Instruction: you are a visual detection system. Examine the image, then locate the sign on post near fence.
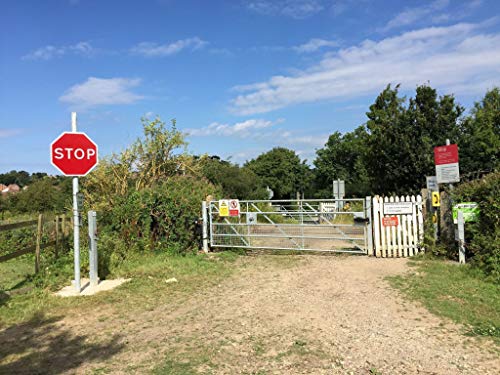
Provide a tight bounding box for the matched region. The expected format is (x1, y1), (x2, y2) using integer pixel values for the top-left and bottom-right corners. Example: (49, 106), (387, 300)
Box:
(434, 144), (460, 184)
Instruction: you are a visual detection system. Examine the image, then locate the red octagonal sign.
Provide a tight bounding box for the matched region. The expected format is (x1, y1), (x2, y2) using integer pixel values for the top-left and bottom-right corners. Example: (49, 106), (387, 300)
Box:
(50, 132), (98, 176)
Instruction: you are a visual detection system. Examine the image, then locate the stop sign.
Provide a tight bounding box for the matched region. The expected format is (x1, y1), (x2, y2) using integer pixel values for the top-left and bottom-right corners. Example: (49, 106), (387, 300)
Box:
(50, 132), (98, 176)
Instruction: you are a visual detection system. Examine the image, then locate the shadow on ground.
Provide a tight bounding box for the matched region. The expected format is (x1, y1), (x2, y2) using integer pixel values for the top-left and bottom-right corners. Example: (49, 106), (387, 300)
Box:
(0, 313), (124, 374)
(0, 291), (8, 309)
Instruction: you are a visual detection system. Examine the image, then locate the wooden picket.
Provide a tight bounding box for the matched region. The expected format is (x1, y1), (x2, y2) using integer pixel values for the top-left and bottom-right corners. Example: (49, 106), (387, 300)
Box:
(371, 195), (424, 258)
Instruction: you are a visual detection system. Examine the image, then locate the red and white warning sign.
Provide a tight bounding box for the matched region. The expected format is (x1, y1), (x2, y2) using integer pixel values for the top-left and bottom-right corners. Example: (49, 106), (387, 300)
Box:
(229, 199), (240, 217)
(434, 144), (459, 184)
(382, 216), (399, 227)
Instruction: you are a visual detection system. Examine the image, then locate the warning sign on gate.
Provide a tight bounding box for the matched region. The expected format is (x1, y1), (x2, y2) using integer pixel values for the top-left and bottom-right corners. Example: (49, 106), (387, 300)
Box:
(229, 199), (240, 217)
(219, 200), (229, 217)
(382, 216), (399, 227)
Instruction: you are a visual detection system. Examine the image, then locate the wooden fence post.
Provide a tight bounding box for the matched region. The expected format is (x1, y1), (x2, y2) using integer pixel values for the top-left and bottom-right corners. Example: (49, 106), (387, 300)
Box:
(35, 214), (43, 273)
(62, 214), (67, 250)
(55, 215), (60, 258)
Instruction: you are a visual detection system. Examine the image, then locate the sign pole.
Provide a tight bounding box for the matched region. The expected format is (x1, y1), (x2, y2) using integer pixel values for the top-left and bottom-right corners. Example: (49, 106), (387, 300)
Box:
(445, 139), (454, 192)
(71, 112), (81, 293)
(457, 210), (465, 264)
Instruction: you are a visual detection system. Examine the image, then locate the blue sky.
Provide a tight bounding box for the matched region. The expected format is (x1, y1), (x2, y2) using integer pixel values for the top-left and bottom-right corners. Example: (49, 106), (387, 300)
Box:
(1, 0), (499, 173)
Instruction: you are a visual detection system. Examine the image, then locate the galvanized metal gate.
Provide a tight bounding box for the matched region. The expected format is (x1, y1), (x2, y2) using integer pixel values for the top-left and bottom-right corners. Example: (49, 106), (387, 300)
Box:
(205, 198), (372, 254)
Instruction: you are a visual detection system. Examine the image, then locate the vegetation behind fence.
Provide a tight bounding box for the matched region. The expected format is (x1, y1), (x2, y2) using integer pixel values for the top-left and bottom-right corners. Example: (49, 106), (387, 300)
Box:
(0, 214), (70, 273)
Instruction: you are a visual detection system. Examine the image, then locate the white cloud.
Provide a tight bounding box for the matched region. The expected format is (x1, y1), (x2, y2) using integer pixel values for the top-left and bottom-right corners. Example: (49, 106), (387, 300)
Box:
(0, 129), (22, 138)
(130, 37), (207, 57)
(187, 118), (283, 138)
(225, 130), (327, 164)
(230, 22), (500, 115)
(380, 0), (450, 32)
(245, 0), (324, 19)
(23, 42), (93, 61)
(59, 77), (143, 109)
(293, 38), (338, 53)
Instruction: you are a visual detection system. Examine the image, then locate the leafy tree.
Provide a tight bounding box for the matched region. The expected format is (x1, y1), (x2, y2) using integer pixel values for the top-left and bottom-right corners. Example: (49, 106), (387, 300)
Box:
(200, 156), (267, 199)
(245, 147), (311, 199)
(83, 117), (198, 212)
(458, 88), (500, 176)
(364, 84), (463, 194)
(11, 178), (61, 213)
(0, 170), (31, 187)
(363, 84), (407, 194)
(314, 126), (370, 197)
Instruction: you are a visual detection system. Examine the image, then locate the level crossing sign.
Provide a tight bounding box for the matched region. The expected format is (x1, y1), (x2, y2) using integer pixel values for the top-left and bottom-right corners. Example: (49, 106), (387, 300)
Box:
(434, 144), (459, 183)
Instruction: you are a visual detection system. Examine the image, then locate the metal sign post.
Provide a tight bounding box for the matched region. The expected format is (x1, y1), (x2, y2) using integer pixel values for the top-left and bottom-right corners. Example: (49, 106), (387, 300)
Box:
(51, 113), (99, 293)
(71, 112), (81, 292)
(457, 210), (466, 264)
(201, 201), (209, 253)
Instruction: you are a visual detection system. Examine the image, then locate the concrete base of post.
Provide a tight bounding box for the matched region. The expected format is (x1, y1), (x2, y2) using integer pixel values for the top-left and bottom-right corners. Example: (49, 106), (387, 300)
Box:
(56, 278), (130, 297)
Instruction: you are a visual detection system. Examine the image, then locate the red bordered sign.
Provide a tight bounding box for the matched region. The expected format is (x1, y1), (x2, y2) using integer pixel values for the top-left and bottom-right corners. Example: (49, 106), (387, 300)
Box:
(382, 216), (399, 227)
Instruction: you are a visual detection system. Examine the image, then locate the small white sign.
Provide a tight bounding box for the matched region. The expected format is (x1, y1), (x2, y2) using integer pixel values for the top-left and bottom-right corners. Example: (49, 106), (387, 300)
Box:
(333, 180), (345, 198)
(383, 202), (413, 215)
(426, 176), (438, 191)
(436, 163), (460, 184)
(247, 212), (257, 225)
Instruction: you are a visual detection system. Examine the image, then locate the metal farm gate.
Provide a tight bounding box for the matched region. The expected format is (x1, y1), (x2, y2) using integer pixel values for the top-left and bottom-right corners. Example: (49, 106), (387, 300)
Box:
(204, 198), (373, 254)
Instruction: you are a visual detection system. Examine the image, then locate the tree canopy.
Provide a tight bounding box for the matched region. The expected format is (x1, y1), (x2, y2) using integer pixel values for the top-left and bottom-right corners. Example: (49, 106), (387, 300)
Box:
(245, 147), (312, 199)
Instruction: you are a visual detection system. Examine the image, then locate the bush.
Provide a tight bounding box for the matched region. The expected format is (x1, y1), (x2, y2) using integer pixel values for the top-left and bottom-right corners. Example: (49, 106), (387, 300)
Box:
(106, 176), (221, 254)
(452, 171), (500, 281)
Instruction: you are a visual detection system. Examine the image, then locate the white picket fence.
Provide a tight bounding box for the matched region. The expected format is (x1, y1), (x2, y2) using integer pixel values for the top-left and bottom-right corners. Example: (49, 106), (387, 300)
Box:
(372, 195), (424, 257)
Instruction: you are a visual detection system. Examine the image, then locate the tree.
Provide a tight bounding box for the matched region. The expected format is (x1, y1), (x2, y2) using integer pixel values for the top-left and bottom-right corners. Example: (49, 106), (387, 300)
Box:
(0, 170), (31, 187)
(458, 88), (500, 176)
(12, 178), (60, 213)
(314, 126), (370, 197)
(363, 84), (408, 194)
(363, 84), (463, 194)
(83, 117), (199, 212)
(200, 156), (267, 199)
(245, 147), (311, 199)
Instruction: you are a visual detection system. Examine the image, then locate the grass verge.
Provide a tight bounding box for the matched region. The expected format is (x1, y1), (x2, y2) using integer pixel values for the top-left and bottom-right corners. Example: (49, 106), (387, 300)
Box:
(387, 257), (500, 344)
(0, 250), (240, 327)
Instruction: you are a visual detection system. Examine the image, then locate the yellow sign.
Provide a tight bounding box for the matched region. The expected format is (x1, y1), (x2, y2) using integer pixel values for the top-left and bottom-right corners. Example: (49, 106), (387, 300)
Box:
(219, 199), (229, 217)
(432, 191), (440, 207)
(432, 213), (437, 223)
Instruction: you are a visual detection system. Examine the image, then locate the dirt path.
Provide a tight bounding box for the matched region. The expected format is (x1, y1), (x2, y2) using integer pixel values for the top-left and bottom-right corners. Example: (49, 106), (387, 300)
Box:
(3, 255), (499, 374)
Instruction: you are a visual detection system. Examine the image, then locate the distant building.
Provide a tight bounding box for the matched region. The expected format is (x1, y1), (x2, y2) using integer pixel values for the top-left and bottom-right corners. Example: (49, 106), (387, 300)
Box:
(1, 183), (20, 194)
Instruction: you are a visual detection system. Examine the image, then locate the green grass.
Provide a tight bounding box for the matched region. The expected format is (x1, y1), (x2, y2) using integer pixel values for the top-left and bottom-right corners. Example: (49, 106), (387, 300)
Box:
(388, 258), (500, 344)
(0, 256), (34, 291)
(0, 250), (240, 327)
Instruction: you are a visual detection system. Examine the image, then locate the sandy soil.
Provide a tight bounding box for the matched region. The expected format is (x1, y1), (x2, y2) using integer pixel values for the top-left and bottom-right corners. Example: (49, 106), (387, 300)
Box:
(2, 255), (499, 374)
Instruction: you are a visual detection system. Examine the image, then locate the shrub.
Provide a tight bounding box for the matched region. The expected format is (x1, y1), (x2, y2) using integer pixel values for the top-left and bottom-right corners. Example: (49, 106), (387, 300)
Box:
(107, 176), (221, 254)
(451, 171), (500, 281)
